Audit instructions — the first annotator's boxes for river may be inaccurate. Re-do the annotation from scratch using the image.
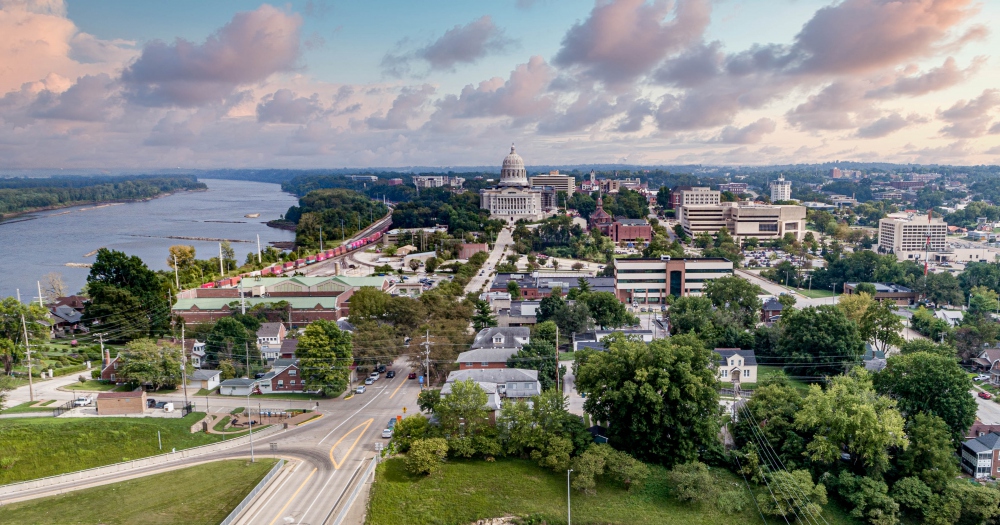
[0,179,299,300]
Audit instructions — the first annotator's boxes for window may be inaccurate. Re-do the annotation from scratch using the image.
[482,362,489,366]
[289,370,296,376]
[278,380,284,387]
[525,383,532,389]
[744,369,750,377]
[466,362,473,366]
[722,369,728,377]
[511,383,518,390]
[758,223,779,232]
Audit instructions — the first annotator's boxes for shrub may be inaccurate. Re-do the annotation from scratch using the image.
[667,461,717,504]
[405,438,448,476]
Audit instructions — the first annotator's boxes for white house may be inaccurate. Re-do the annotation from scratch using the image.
[445,368,540,399]
[218,377,272,396]
[257,323,286,361]
[186,369,221,391]
[189,340,206,369]
[714,348,758,386]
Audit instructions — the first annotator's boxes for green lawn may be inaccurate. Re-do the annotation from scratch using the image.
[0,401,57,415]
[0,412,225,484]
[61,380,119,391]
[367,458,859,525]
[213,415,232,432]
[754,366,813,395]
[792,287,837,299]
[0,459,277,525]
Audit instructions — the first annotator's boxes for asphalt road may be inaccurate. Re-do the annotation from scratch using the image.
[464,227,514,295]
[2,358,423,525]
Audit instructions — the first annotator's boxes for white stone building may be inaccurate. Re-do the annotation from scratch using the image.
[480,145,551,222]
[770,176,791,202]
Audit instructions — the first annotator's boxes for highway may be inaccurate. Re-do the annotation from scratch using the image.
[2,358,422,525]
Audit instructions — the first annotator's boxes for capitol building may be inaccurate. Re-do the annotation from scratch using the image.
[480,145,554,222]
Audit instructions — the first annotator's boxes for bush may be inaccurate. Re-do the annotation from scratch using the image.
[834,471,896,525]
[891,477,931,519]
[405,438,449,476]
[393,415,432,453]
[667,462,717,504]
[570,444,649,495]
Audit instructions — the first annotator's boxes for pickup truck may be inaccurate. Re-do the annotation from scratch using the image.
[73,395,93,407]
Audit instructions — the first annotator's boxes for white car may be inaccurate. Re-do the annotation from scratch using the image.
[370,372,380,381]
[365,377,374,385]
[381,428,393,439]
[73,396,92,407]
[975,374,990,382]
[356,385,366,394]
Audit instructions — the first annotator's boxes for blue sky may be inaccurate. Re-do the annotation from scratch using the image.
[1,0,998,169]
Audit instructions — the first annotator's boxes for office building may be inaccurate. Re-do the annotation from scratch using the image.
[671,187,720,209]
[529,171,575,195]
[614,257,734,303]
[770,176,791,202]
[679,202,806,242]
[718,183,748,194]
[877,212,948,259]
[610,219,652,244]
[415,175,465,189]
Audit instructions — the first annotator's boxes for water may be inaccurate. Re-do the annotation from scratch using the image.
[0,179,299,299]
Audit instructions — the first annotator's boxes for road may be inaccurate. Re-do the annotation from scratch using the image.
[2,358,423,525]
[465,227,514,295]
[3,371,92,406]
[735,268,840,308]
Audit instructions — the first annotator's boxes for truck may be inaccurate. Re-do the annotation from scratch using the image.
[73,395,93,407]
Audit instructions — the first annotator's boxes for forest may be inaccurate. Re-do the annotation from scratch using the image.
[282,189,390,248]
[0,175,206,217]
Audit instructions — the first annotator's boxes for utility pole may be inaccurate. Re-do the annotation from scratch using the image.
[181,324,189,409]
[21,311,34,402]
[245,342,251,378]
[555,326,560,393]
[240,279,246,315]
[319,226,324,252]
[567,469,573,525]
[256,234,262,264]
[423,329,431,387]
[219,243,224,276]
[247,391,255,463]
[341,219,345,241]
[173,254,180,289]
[37,281,44,308]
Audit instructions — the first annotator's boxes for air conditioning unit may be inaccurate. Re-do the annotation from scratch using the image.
[660,255,671,261]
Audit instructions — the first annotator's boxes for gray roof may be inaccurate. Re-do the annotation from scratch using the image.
[714,348,757,366]
[271,358,299,369]
[457,347,519,364]
[965,432,1000,453]
[51,305,83,324]
[470,327,530,350]
[762,298,784,311]
[447,368,539,384]
[220,378,257,386]
[510,301,541,317]
[190,369,220,381]
[575,341,607,351]
[616,218,649,226]
[280,338,298,355]
[846,282,914,293]
[337,319,356,332]
[257,322,283,338]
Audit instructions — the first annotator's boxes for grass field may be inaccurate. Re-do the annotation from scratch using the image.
[0,412,224,484]
[792,287,837,299]
[0,401,57,414]
[755,366,814,395]
[366,458,859,525]
[0,459,277,525]
[61,380,119,391]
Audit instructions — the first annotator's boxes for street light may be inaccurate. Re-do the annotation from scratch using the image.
[567,469,573,525]
[247,391,255,463]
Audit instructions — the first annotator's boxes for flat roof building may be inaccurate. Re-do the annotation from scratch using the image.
[614,257,733,304]
[529,172,575,195]
[878,212,948,260]
[680,202,806,242]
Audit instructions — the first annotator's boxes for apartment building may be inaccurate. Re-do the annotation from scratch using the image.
[679,202,806,242]
[614,257,734,304]
[718,183,748,194]
[877,213,948,259]
[529,172,576,195]
[770,176,791,202]
[414,175,465,189]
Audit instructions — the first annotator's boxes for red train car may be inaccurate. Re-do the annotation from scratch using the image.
[283,261,295,270]
[200,282,215,289]
[306,255,317,264]
[261,267,274,276]
[295,258,306,267]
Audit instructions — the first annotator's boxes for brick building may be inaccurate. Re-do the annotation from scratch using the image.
[96,390,146,415]
[843,282,919,306]
[610,219,652,244]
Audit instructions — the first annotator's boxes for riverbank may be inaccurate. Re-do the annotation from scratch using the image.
[0,187,207,222]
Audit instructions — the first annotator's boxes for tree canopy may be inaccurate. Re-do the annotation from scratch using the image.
[295,319,353,396]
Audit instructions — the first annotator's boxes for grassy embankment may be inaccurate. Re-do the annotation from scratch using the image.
[0,460,276,525]
[0,402,58,415]
[367,457,859,525]
[0,412,242,484]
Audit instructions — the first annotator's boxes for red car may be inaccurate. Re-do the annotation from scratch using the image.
[408,372,417,380]
[979,391,993,400]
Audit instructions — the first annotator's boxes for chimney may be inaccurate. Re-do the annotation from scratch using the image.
[103,349,110,368]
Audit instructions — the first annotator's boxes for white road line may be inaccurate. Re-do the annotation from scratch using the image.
[316,377,398,445]
[240,462,298,525]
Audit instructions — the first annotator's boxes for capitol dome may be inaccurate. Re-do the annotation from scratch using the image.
[499,144,529,187]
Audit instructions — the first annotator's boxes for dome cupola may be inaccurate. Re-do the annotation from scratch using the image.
[499,144,529,187]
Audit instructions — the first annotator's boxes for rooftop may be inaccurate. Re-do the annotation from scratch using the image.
[172,296,341,311]
[97,390,144,399]
[257,322,283,338]
[714,348,757,366]
[845,282,914,293]
[447,368,539,384]
[456,347,519,364]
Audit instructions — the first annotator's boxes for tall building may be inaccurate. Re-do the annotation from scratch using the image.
[877,213,948,259]
[679,202,806,242]
[770,176,791,202]
[588,193,613,235]
[480,145,550,223]
[670,187,720,209]
[529,171,575,195]
[614,257,734,303]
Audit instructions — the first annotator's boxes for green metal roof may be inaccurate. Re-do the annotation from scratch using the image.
[172,296,341,311]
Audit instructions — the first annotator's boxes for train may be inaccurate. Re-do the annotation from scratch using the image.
[195,222,390,289]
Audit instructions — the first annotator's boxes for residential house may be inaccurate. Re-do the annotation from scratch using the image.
[714,349,757,386]
[279,338,298,359]
[96,390,147,415]
[456,348,519,370]
[445,368,541,399]
[257,323,286,361]
[968,420,1000,440]
[936,309,964,327]
[50,305,84,336]
[51,295,87,312]
[761,298,783,323]
[972,348,1000,385]
[863,346,887,372]
[189,341,206,369]
[441,380,502,422]
[266,358,304,393]
[572,329,656,351]
[99,350,121,382]
[471,327,530,352]
[961,432,1000,478]
[218,377,273,396]
[497,300,541,327]
[186,369,221,391]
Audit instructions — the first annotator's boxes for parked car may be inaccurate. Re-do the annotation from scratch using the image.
[381,428,393,438]
[975,374,990,382]
[370,372,380,381]
[377,365,387,373]
[388,418,396,429]
[146,398,157,408]
[979,391,993,399]
[356,385,366,394]
[386,370,396,379]
[73,395,92,407]
[408,372,417,380]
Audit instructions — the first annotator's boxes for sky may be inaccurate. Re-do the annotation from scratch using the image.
[1,0,999,169]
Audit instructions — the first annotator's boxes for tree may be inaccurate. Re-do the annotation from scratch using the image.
[777,293,796,310]
[471,299,497,331]
[898,339,954,358]
[873,352,976,444]
[408,259,420,272]
[40,272,68,302]
[757,470,828,521]
[854,282,878,296]
[584,292,636,329]
[862,300,904,353]
[777,306,864,377]
[575,333,720,466]
[703,276,763,328]
[506,280,521,300]
[115,339,182,390]
[405,438,449,475]
[834,471,898,525]
[393,415,432,453]
[795,369,907,475]
[417,389,441,413]
[673,224,689,241]
[0,298,48,372]
[220,241,236,272]
[891,477,932,520]
[533,320,558,348]
[296,320,353,396]
[667,296,714,335]
[206,317,257,369]
[572,262,585,271]
[0,338,22,376]
[84,287,150,343]
[425,257,439,273]
[571,444,649,495]
[434,379,490,439]
[167,245,196,269]
[838,292,875,325]
[86,248,169,335]
[667,462,717,504]
[732,376,810,469]
[507,341,558,390]
[898,413,958,492]
[348,287,390,324]
[656,186,671,208]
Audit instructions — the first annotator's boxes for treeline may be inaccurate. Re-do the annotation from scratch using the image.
[0,175,206,216]
[283,189,390,249]
[392,188,504,236]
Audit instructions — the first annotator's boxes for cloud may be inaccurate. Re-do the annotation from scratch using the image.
[654,41,724,88]
[257,89,322,123]
[867,57,985,98]
[536,91,622,134]
[430,56,555,126]
[121,5,302,107]
[714,118,776,144]
[937,89,1000,137]
[30,73,117,121]
[381,16,513,76]
[366,84,435,130]
[553,0,711,86]
[787,80,871,131]
[855,113,924,138]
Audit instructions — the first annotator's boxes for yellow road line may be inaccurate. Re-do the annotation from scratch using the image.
[268,467,317,525]
[296,414,324,426]
[389,376,408,399]
[329,418,374,469]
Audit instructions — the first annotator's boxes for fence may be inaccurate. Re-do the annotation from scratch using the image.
[330,457,377,525]
[51,400,76,417]
[719,387,754,399]
[0,425,284,501]
[219,459,285,525]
